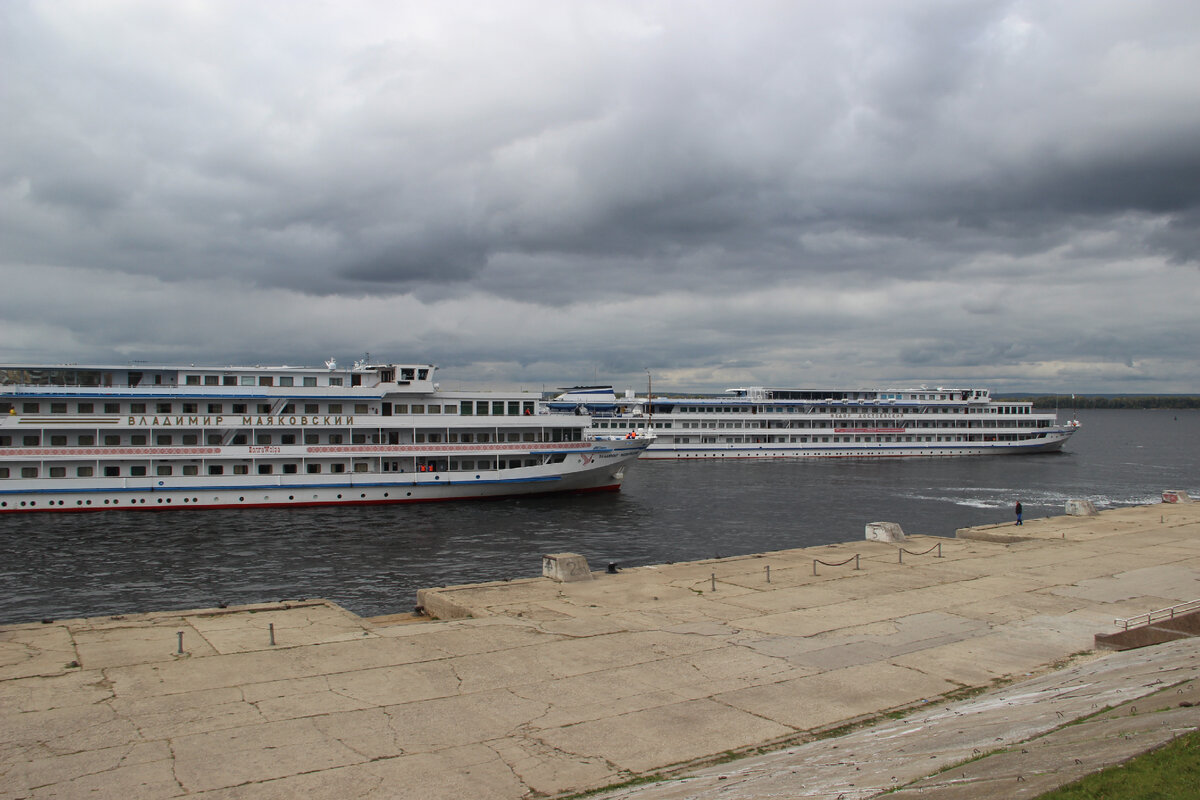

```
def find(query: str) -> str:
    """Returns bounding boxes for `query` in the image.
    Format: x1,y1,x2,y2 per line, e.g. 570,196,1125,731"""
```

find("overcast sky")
2,1,1198,394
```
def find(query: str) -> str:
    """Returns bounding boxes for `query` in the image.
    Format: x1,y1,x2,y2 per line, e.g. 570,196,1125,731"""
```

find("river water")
1,409,1195,624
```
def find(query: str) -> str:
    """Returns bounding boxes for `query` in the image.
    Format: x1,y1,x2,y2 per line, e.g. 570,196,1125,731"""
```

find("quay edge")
1,500,1198,799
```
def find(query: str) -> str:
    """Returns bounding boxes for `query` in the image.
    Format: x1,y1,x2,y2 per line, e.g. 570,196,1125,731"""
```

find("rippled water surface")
2,409,1196,623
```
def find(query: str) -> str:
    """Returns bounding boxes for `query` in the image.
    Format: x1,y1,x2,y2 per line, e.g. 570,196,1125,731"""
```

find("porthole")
238,496,244,502
337,494,342,499
289,495,294,500
406,492,412,496
157,498,164,503
360,493,366,498
383,492,389,497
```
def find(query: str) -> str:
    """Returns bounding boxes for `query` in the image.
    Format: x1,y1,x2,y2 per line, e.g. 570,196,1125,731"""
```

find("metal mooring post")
855,554,860,570
766,565,771,583
711,572,716,592
176,631,184,654
269,622,276,646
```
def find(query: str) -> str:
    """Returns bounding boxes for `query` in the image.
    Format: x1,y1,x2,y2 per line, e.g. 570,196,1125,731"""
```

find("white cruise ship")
0,360,651,512
550,385,1079,459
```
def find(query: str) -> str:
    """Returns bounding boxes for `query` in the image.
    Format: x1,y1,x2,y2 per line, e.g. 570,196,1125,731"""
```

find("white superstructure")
551,385,1078,459
0,361,651,512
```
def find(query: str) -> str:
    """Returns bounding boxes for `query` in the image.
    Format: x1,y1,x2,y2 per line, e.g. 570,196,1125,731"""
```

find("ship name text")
128,415,355,427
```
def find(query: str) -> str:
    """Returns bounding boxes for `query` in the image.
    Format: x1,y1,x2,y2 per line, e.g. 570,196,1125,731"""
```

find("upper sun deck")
724,387,995,404
0,361,439,396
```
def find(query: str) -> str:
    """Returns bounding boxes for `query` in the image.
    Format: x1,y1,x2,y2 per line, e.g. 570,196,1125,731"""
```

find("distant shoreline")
1005,396,1200,410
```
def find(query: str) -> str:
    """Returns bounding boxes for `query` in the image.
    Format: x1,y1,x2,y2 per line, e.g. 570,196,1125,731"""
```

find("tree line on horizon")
1010,395,1200,410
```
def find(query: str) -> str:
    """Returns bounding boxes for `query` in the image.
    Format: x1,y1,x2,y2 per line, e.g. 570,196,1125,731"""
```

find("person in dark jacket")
1015,501,1023,526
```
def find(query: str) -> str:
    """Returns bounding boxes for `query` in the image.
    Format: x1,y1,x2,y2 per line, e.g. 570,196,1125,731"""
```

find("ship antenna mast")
644,368,652,431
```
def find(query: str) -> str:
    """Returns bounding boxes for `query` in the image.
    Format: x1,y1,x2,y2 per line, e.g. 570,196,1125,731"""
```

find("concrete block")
865,522,905,542
1065,499,1098,516
1162,489,1193,503
542,553,594,582
415,588,477,620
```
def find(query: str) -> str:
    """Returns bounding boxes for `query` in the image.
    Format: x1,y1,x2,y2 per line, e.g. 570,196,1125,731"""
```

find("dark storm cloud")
1,0,1199,392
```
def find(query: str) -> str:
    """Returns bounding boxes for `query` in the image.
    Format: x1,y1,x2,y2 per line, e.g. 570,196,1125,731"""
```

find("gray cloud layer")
2,1,1198,392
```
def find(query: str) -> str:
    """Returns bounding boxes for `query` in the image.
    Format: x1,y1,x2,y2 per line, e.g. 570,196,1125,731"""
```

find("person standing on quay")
1015,501,1023,526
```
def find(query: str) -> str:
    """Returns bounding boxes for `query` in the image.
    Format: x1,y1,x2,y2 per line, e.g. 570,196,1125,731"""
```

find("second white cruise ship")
551,385,1079,459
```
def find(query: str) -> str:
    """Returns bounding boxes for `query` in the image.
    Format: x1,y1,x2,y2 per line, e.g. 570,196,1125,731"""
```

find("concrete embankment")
2,501,1198,799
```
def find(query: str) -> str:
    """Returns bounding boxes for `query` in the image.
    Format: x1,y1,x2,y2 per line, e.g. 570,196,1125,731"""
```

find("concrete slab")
4,502,1200,800
597,639,1200,800
537,697,796,774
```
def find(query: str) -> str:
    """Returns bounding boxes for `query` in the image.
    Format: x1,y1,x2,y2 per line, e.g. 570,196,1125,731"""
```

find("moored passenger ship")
0,360,651,512
551,385,1079,459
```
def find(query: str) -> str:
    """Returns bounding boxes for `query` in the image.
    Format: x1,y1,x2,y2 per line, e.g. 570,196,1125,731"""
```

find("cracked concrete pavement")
2,501,1199,798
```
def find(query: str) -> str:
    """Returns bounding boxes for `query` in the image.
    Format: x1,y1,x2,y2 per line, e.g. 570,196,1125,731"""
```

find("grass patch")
1033,728,1200,800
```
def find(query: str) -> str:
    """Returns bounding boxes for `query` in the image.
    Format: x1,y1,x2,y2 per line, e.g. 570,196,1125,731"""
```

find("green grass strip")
1034,728,1200,799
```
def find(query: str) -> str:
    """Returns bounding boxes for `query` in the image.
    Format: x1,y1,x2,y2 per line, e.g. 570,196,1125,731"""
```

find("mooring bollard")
711,572,716,592
176,631,184,654
269,622,276,646
855,554,860,570
766,565,771,583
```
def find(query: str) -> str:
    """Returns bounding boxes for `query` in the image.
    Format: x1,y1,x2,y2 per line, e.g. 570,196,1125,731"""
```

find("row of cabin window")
4,430,550,447
5,401,375,415
459,401,536,415
183,375,340,387
668,433,1037,444
670,406,1030,415
1,401,532,416
1,458,536,479
663,419,1042,430
1,463,347,478
3,400,539,416
381,460,535,472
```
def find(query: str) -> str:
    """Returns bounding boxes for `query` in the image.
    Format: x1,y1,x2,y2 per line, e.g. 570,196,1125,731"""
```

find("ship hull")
0,441,644,513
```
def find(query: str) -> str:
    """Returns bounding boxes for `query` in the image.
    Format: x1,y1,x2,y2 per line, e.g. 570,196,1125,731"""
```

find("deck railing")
1114,598,1200,631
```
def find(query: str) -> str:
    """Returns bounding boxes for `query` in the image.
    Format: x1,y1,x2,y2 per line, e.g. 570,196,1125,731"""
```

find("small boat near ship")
0,360,651,512
550,384,1079,459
